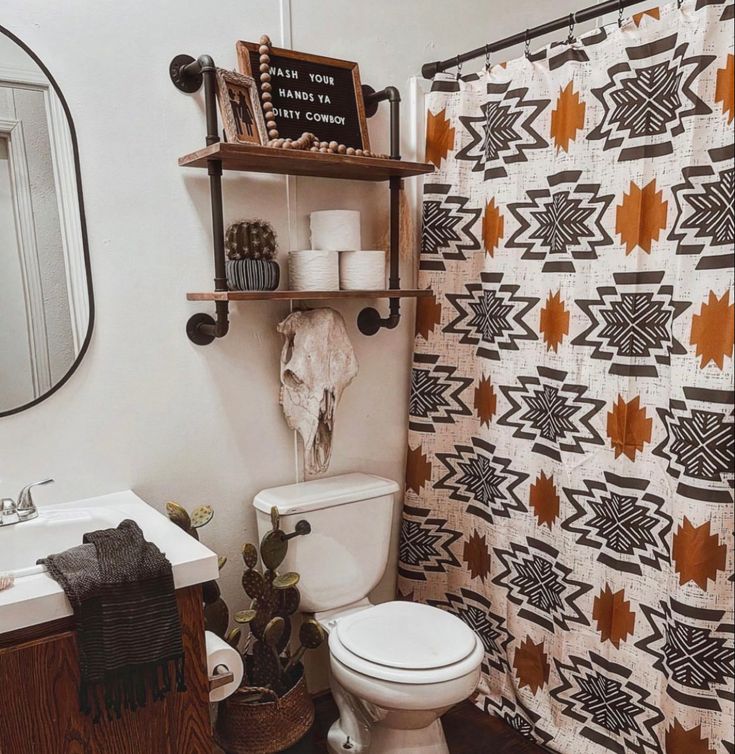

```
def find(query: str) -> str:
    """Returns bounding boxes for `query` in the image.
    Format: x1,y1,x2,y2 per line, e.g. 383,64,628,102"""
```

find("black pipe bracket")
171,53,230,346
357,90,403,336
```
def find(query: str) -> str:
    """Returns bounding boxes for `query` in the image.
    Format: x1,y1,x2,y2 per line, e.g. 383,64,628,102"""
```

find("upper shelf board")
178,143,436,181
186,289,433,302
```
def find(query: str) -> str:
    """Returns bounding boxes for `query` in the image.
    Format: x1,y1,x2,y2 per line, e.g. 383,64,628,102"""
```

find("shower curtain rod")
421,0,660,78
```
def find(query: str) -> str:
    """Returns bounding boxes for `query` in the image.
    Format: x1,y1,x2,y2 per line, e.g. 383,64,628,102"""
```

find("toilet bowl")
320,600,484,754
253,474,484,754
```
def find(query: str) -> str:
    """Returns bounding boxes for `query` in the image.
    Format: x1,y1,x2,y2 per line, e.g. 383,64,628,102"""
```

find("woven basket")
214,669,314,754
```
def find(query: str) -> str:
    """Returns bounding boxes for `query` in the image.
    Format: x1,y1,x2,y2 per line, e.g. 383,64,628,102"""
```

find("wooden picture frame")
236,42,370,151
215,68,267,146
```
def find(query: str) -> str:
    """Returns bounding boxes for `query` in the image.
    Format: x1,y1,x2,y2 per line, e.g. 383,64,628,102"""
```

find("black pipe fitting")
357,174,403,336
362,85,401,160
172,53,231,345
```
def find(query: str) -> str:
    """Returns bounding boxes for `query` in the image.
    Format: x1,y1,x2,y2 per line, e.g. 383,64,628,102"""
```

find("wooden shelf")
178,143,435,181
187,289,432,302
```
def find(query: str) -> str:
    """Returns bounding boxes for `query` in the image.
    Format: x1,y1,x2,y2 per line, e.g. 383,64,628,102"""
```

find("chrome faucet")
0,479,54,527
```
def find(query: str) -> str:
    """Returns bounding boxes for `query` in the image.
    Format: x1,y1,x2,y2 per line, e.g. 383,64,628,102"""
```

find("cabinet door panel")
0,586,212,754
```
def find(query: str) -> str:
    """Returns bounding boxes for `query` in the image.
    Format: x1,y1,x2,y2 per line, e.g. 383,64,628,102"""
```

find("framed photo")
215,68,267,146
236,42,370,151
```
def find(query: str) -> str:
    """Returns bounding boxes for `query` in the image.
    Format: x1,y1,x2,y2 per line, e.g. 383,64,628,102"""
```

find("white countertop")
0,490,219,635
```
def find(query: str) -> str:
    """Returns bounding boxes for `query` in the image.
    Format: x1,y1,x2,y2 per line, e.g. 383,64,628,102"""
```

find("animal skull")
278,308,359,475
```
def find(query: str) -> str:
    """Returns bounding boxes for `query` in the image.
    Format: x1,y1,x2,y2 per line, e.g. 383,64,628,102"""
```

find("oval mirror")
0,26,93,417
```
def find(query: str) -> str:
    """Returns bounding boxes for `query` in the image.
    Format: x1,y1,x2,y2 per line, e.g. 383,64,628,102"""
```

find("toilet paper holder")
209,663,235,692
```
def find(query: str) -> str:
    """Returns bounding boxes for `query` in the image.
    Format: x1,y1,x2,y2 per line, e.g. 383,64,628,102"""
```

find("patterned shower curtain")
398,1,734,751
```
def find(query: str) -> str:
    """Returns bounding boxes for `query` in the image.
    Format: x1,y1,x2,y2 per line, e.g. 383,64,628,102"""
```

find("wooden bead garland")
257,34,386,158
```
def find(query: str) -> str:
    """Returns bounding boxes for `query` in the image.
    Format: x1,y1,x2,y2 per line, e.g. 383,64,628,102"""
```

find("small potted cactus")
214,507,325,754
226,219,280,292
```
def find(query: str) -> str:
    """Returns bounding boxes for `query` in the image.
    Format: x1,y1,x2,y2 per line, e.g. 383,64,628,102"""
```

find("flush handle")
283,520,311,541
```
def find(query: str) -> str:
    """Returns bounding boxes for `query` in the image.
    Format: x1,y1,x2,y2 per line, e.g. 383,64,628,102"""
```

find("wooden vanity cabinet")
0,585,213,754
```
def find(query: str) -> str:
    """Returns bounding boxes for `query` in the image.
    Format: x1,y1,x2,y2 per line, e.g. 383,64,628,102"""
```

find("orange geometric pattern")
616,179,668,254
529,471,560,529
483,198,505,256
593,585,636,648
415,293,442,340
550,81,586,152
539,290,570,352
474,374,497,427
463,530,492,582
633,7,660,25
606,395,653,460
405,445,432,495
665,721,716,754
513,636,550,695
425,108,455,168
673,518,727,591
715,53,735,124
690,290,735,369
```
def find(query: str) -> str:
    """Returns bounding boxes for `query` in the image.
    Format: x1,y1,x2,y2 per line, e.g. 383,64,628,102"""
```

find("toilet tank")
253,473,399,613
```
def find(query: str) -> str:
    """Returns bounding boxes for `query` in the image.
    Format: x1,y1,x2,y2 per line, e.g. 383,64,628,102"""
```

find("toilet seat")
329,601,484,685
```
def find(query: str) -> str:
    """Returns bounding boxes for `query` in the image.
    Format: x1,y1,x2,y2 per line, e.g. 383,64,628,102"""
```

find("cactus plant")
165,501,232,643
225,219,278,261
235,506,325,698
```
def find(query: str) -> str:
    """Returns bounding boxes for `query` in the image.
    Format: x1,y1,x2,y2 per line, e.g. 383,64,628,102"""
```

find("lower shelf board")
186,289,432,302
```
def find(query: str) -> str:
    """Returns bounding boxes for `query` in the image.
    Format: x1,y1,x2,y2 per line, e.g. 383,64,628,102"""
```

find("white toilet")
254,473,484,754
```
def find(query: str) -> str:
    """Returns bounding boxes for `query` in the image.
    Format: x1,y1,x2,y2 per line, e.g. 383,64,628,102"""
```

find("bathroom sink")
0,490,218,634
4,506,119,578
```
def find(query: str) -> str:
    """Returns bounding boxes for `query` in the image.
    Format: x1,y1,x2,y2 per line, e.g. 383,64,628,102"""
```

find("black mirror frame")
0,24,94,418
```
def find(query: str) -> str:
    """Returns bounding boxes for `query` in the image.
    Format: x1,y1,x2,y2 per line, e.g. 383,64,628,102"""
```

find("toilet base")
327,717,449,754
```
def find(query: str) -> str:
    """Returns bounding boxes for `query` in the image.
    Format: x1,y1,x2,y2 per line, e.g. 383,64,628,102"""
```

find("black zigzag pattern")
572,270,690,377
562,472,672,575
498,366,605,461
492,537,592,633
455,80,549,179
636,598,735,710
421,183,482,271
409,353,472,433
435,436,528,524
398,503,462,582
444,272,539,361
550,651,666,753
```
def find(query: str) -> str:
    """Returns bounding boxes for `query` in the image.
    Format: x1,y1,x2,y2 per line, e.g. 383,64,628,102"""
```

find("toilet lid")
334,601,477,670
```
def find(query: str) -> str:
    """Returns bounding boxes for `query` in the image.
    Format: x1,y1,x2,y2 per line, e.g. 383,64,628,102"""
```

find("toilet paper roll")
339,250,386,290
205,630,244,703
289,249,340,290
310,210,361,251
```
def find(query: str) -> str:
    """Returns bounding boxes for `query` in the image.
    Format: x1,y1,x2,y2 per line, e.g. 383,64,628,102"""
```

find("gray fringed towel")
39,519,186,721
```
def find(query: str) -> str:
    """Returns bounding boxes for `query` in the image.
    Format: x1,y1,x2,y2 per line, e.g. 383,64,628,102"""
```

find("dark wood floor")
312,694,549,754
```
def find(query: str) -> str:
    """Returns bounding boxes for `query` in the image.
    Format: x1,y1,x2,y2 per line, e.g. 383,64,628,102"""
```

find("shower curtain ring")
485,44,492,71
524,29,531,59
618,0,625,27
567,12,577,44
455,55,463,79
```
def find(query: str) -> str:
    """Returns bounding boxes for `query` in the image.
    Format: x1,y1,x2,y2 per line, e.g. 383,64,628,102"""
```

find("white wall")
0,0,613,690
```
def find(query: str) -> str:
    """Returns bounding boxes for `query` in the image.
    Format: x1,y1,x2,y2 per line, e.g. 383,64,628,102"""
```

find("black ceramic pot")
226,259,280,291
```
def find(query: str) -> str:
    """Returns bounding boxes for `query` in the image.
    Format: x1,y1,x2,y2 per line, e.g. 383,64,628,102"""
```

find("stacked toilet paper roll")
289,209,384,291
310,210,361,251
288,249,339,290
339,250,386,290
205,630,244,703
